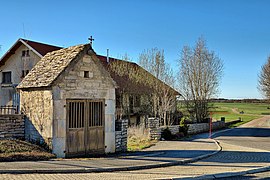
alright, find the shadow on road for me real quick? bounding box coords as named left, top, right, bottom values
left=211, top=128, right=270, bottom=138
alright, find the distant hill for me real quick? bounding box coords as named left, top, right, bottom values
left=210, top=98, right=269, bottom=103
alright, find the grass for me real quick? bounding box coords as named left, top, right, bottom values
left=212, top=102, right=270, bottom=115
left=210, top=102, right=270, bottom=125
left=0, top=139, right=55, bottom=161
left=179, top=102, right=269, bottom=127
left=127, top=125, right=157, bottom=151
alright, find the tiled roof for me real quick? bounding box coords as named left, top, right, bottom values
left=97, top=55, right=180, bottom=95
left=17, top=44, right=86, bottom=89
left=21, top=39, right=62, bottom=56
left=0, top=38, right=62, bottom=67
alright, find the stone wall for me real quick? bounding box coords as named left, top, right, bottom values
left=0, top=114, right=24, bottom=139
left=160, top=125, right=179, bottom=135
left=20, top=89, right=53, bottom=148
left=115, top=119, right=128, bottom=152
left=147, top=117, right=226, bottom=139
left=187, top=121, right=225, bottom=135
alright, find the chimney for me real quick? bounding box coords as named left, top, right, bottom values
left=107, top=49, right=109, bottom=63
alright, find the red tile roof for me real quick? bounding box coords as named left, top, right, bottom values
left=0, top=38, right=62, bottom=66
left=21, top=38, right=62, bottom=56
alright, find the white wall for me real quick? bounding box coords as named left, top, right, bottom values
left=0, top=45, right=40, bottom=106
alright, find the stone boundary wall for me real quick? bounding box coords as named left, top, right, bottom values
left=188, top=121, right=225, bottom=135
left=225, top=119, right=242, bottom=126
left=115, top=119, right=128, bottom=152
left=160, top=125, right=179, bottom=135
left=147, top=117, right=226, bottom=139
left=0, top=115, right=24, bottom=139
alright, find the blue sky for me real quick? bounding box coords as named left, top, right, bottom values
left=1, top=0, right=270, bottom=99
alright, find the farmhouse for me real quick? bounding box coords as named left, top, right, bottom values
left=0, top=38, right=61, bottom=111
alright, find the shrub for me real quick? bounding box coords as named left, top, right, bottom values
left=161, top=128, right=173, bottom=140
left=179, top=117, right=189, bottom=136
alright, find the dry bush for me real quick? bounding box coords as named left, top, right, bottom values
left=128, top=125, right=150, bottom=140
left=127, top=125, right=153, bottom=151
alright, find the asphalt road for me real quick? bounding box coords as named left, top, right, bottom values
left=213, top=116, right=270, bottom=152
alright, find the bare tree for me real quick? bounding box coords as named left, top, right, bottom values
left=139, top=48, right=177, bottom=126
left=178, top=37, right=223, bottom=123
left=258, top=56, right=270, bottom=98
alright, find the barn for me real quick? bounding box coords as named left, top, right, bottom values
left=17, top=44, right=117, bottom=157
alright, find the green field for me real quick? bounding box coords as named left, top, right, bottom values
left=211, top=102, right=270, bottom=126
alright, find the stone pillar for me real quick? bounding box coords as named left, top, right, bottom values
left=115, top=119, right=128, bottom=152
left=147, top=117, right=161, bottom=140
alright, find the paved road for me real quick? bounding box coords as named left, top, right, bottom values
left=220, top=170, right=270, bottom=180
left=1, top=116, right=269, bottom=179
left=212, top=115, right=270, bottom=151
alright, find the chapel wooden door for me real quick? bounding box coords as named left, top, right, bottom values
left=66, top=99, right=105, bottom=157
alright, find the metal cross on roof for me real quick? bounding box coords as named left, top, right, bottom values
left=88, top=36, right=94, bottom=46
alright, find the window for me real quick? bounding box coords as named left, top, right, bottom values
left=67, top=100, right=104, bottom=128
left=134, top=95, right=140, bottom=107
left=116, top=94, right=121, bottom=108
left=2, top=71, right=12, bottom=84
left=129, top=95, right=134, bottom=113
left=68, top=101, right=85, bottom=128
left=84, top=71, right=89, bottom=78
left=22, top=50, right=30, bottom=57
left=21, top=70, right=30, bottom=78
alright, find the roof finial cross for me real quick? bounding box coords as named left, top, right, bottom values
left=88, top=36, right=94, bottom=46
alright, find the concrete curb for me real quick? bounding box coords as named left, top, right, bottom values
left=171, top=165, right=270, bottom=180
left=0, top=139, right=222, bottom=174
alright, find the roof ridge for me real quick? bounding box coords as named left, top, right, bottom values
left=18, top=44, right=88, bottom=89
left=20, top=38, right=63, bottom=48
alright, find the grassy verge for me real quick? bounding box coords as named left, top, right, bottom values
left=0, top=139, right=55, bottom=162
left=128, top=138, right=157, bottom=151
